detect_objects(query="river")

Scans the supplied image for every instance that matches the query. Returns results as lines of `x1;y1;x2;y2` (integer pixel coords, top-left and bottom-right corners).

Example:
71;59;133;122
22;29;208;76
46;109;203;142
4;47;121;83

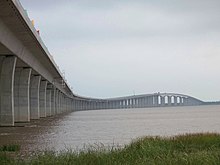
0;105;220;153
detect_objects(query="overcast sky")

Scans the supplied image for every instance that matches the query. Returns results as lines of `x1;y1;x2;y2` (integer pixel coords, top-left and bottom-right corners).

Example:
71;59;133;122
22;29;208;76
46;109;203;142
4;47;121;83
19;0;220;101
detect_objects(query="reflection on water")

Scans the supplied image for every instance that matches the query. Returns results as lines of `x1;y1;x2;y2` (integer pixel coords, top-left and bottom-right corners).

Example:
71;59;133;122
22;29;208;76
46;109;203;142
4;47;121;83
0;105;220;152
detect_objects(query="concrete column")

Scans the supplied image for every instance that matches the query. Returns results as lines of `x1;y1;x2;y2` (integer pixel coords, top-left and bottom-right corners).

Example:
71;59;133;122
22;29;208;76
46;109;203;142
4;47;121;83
57;92;60;114
65;97;68;112
51;86;56;115
87;100;90;110
74;100;77;110
105;101;108;109
112;101;115;109
145;97;149;107
185;97;190;105
108;101;111;109
136;98;139;108
72;99;75;110
154;95;158;106
180;97;183;105
69;99;71;112
71;99;73;111
64;94;66;112
116;101;118;109
92;101;94;110
77;100;80;110
168;96;172;106
143;98;146;107
144;97;147;107
114;101;116;109
174;96;177;106
62;94;65;112
58;91;61;113
60;93;64;113
117;101;120;109
121;100;123;109
109;101;111;109
126;99;129;108
30;75;41;120
182;97;186;106
64;95;67;112
75;99;78;110
133;99;136;108
14;68;32;122
46;85;51;116
161;96;165;106
99;101;102;110
55;90;59;114
139;98;142;108
64;97;67;112
79;100;81;110
143;97;146;107
119;100;122;109
134;99;137;108
149;97;152;106
39;81;47;118
164;96;168;105
0;56;17;126
81;100;84;110
177;97;180;105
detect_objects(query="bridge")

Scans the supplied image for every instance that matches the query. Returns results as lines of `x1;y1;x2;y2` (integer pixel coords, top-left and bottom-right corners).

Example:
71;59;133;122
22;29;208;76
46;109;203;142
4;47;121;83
0;0;206;126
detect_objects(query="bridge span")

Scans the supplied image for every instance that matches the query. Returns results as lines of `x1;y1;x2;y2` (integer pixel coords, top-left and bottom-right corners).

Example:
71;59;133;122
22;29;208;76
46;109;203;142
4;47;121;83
0;0;206;126
76;93;205;111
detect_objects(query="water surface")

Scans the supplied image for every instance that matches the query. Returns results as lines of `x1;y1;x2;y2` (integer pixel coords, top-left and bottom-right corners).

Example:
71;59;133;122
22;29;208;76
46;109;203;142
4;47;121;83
0;105;220;152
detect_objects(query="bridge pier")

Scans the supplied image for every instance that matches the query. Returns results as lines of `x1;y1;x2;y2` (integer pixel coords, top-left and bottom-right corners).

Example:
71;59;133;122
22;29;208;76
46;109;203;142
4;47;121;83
177;97;180;105
133;99;136;108
174;96;177;106
168;96;172;106
46;85;52;116
50;86;56;116
147;97;150;107
150;96;154;107
141;98;145;108
0;56;17;126
161;96;165;106
58;91;62;113
55;90;59;114
30;75;41;120
61;93;65;113
154;95;159;106
39;81;47;118
14;68;32;122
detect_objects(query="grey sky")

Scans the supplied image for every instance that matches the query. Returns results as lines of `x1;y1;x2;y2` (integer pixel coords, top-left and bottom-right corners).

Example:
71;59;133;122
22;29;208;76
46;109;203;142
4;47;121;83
20;0;220;101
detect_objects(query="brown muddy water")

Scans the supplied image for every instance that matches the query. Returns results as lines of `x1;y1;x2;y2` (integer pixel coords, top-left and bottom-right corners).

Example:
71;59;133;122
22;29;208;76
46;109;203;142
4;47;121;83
0;105;220;153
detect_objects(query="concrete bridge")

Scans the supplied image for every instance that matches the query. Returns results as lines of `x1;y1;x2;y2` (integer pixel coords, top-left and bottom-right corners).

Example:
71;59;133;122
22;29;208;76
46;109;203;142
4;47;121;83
74;93;204;111
0;0;205;126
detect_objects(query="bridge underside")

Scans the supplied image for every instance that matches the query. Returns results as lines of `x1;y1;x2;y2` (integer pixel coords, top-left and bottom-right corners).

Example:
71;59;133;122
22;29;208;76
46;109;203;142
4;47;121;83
0;55;75;126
